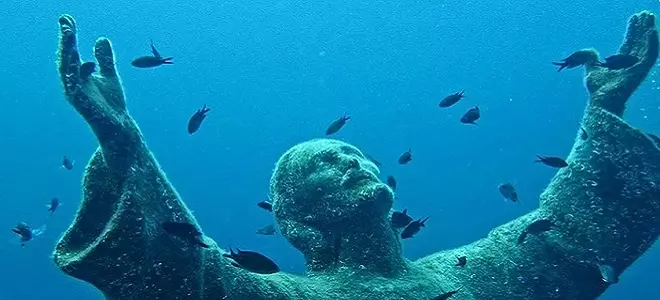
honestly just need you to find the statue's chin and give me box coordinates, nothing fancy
[352,182,393,214]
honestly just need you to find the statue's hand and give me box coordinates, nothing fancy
[57,15,141,165]
[58,15,127,120]
[584,11,659,116]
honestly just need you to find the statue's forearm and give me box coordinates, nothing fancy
[541,105,660,274]
[53,145,300,299]
[416,105,660,300]
[53,148,212,298]
[67,90,144,172]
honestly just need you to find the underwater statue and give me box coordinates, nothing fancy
[54,11,659,300]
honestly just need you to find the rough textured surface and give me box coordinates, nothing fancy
[53,11,659,300]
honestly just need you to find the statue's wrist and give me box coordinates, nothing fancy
[589,90,629,117]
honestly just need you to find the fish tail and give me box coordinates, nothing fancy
[161,57,174,64]
[551,62,566,72]
[517,231,528,244]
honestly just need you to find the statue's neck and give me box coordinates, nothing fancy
[306,218,407,278]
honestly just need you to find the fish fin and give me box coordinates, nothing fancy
[150,40,161,58]
[551,62,566,72]
[223,247,235,258]
[402,208,407,215]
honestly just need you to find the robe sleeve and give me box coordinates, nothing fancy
[416,105,660,299]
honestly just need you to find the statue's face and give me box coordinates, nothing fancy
[270,139,394,230]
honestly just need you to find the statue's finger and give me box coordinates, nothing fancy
[643,29,659,65]
[93,38,117,77]
[58,15,77,52]
[618,14,640,55]
[639,13,658,65]
[624,27,658,78]
[628,29,660,77]
[643,11,656,28]
[58,15,79,72]
[57,15,81,95]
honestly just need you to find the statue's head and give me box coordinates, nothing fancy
[269,139,395,270]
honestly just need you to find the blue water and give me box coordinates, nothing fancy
[1,0,659,299]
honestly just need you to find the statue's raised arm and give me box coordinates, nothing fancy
[416,11,660,299]
[53,15,306,300]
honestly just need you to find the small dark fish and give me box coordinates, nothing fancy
[47,197,60,213]
[431,287,462,300]
[187,104,211,134]
[401,216,429,239]
[223,248,280,274]
[498,183,518,203]
[597,54,639,70]
[552,50,595,72]
[391,209,413,228]
[62,156,74,170]
[455,256,467,267]
[517,218,554,244]
[598,264,619,284]
[161,221,209,248]
[364,153,383,167]
[325,114,350,135]
[12,223,33,247]
[398,148,412,164]
[80,62,96,79]
[256,224,277,236]
[12,222,45,247]
[438,90,465,108]
[257,200,273,212]
[460,106,480,125]
[535,155,568,168]
[386,175,397,191]
[131,40,173,68]
[580,127,589,140]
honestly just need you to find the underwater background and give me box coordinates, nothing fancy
[1,0,659,299]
